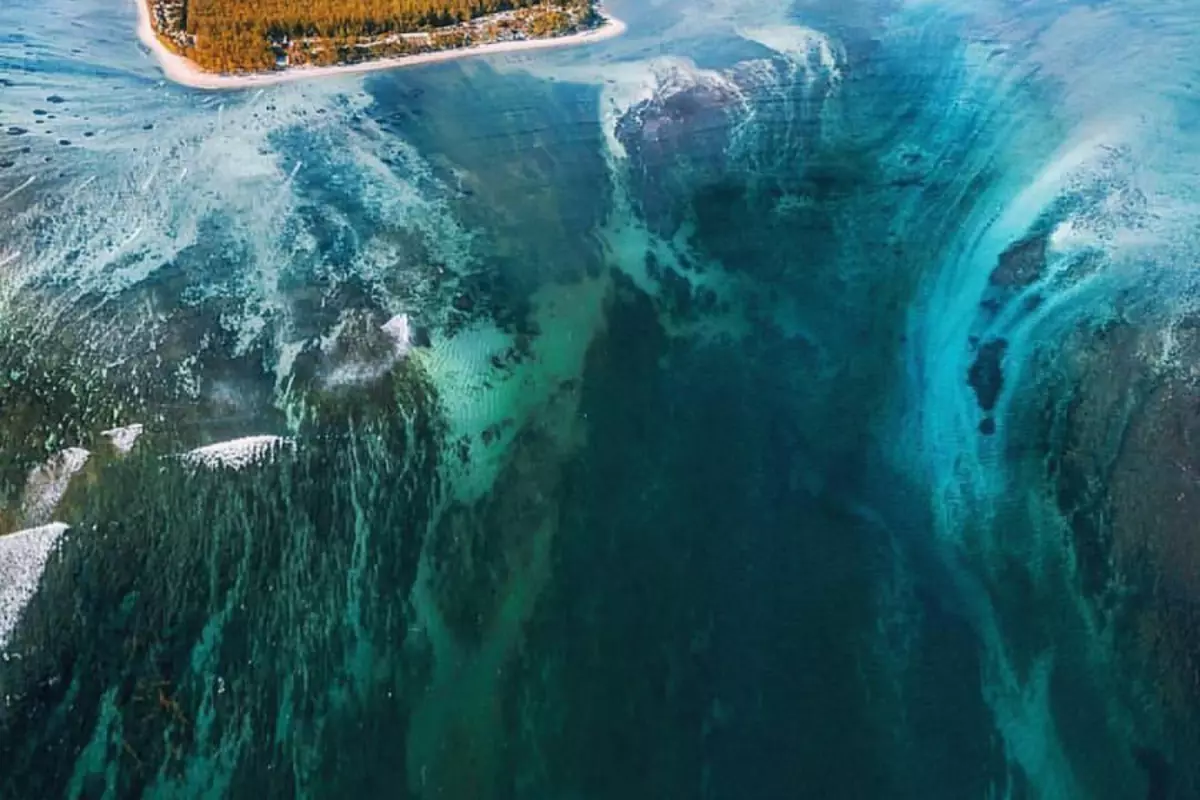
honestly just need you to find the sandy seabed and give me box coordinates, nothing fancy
[134,0,627,90]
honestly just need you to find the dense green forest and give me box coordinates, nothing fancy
[149,0,598,73]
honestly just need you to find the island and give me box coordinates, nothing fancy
[136,0,625,88]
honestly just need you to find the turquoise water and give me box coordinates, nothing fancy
[3,0,1200,797]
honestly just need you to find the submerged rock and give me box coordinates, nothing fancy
[967,338,1008,413]
[991,233,1049,287]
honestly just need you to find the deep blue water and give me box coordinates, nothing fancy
[3,0,1200,797]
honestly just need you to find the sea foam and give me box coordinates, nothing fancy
[182,436,294,470]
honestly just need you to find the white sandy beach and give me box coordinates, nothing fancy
[134,0,627,90]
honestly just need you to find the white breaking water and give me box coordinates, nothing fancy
[0,523,69,650]
[21,448,90,526]
[182,436,294,470]
[101,424,145,455]
[380,313,413,356]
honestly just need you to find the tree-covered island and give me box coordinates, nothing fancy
[145,0,606,75]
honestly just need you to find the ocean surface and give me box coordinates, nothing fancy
[2,0,1200,797]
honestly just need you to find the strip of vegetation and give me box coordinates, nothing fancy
[147,0,601,74]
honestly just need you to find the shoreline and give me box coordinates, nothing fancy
[134,0,627,91]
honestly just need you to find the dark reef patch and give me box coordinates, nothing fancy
[991,232,1049,287]
[967,338,1008,412]
[1023,317,1200,797]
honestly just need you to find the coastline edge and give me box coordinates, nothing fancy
[134,0,627,90]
